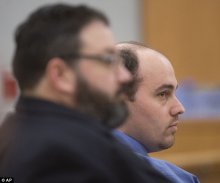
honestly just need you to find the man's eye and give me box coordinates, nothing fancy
[159,92,166,97]
[158,91,169,99]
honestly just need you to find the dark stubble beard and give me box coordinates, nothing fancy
[74,75,129,129]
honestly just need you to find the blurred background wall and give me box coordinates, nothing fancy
[1,0,220,182]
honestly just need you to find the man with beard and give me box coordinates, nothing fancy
[114,41,200,182]
[0,4,171,183]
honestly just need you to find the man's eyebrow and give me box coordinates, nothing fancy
[155,84,177,93]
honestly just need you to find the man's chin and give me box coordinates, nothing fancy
[159,139,175,151]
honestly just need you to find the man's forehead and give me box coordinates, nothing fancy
[138,51,178,89]
[138,48,173,73]
[79,20,116,54]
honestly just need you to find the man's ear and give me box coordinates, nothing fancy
[45,58,76,94]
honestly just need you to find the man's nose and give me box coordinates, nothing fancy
[171,97,185,116]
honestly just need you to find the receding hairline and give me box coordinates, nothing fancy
[116,41,170,63]
[116,41,159,58]
[116,41,148,52]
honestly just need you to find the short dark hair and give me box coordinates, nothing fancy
[119,49,141,101]
[118,41,148,101]
[12,3,109,90]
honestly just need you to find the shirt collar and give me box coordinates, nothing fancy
[112,130,148,156]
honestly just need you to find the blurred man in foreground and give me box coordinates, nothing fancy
[114,41,200,182]
[0,5,170,183]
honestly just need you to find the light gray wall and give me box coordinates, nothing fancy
[0,0,141,68]
[0,0,141,121]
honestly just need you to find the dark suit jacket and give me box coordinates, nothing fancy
[0,96,170,183]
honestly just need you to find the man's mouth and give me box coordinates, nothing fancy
[168,121,179,132]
